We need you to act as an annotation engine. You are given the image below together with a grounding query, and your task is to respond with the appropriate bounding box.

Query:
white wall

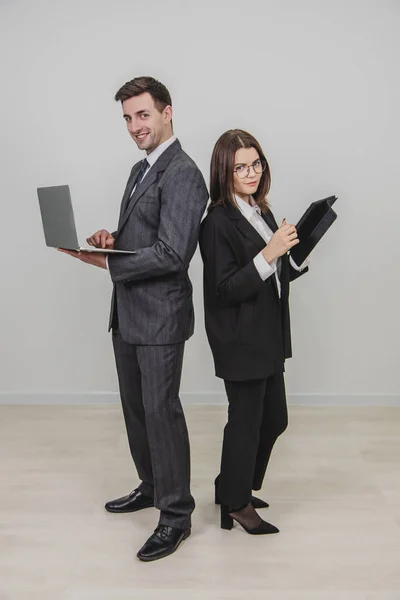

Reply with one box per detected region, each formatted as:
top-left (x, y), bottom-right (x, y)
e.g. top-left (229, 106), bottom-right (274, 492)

top-left (0, 0), bottom-right (399, 402)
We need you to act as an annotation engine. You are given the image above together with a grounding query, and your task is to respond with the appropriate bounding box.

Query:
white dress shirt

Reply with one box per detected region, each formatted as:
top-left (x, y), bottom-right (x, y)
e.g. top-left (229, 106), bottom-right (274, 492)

top-left (235, 196), bottom-right (308, 297)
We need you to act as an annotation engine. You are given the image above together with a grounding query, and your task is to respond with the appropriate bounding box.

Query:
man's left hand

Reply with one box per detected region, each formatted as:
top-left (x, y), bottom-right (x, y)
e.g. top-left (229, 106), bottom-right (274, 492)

top-left (57, 248), bottom-right (107, 269)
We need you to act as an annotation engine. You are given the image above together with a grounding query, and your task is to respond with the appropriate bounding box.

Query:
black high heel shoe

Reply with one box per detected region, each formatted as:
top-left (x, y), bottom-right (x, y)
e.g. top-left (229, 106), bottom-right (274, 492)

top-left (214, 476), bottom-right (269, 509)
top-left (220, 504), bottom-right (279, 535)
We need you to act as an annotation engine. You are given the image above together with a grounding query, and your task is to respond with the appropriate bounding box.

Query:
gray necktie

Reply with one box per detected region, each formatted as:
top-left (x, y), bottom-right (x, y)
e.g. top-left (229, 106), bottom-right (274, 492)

top-left (124, 158), bottom-right (150, 214)
top-left (136, 158), bottom-right (149, 185)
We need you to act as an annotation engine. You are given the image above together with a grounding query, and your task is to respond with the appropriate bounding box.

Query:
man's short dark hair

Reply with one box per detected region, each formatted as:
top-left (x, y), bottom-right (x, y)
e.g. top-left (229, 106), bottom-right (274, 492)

top-left (115, 76), bottom-right (172, 113)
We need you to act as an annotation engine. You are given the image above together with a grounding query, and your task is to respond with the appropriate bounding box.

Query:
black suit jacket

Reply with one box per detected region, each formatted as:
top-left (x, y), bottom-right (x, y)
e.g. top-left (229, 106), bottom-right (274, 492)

top-left (199, 203), bottom-right (307, 381)
top-left (107, 140), bottom-right (209, 345)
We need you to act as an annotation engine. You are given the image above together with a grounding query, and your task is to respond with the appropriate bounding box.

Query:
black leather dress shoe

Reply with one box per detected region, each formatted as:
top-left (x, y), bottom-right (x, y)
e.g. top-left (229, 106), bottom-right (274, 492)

top-left (137, 525), bottom-right (191, 562)
top-left (105, 489), bottom-right (154, 513)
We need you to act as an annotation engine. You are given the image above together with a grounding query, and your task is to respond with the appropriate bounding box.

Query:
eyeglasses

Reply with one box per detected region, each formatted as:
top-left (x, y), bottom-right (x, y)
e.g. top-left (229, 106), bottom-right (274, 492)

top-left (233, 159), bottom-right (267, 179)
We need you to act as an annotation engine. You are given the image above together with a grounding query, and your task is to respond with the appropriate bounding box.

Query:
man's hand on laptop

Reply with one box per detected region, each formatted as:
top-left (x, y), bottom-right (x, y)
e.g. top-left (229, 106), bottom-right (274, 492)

top-left (87, 229), bottom-right (115, 249)
top-left (57, 249), bottom-right (107, 269)
top-left (57, 229), bottom-right (115, 268)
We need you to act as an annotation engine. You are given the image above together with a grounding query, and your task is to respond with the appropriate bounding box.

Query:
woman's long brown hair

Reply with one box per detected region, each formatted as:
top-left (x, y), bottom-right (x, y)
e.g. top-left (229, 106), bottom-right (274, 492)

top-left (209, 129), bottom-right (271, 213)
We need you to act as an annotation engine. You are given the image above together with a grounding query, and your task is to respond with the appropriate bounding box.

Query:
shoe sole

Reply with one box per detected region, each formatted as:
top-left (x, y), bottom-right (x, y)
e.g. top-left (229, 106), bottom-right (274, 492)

top-left (137, 529), bottom-right (191, 562)
top-left (104, 503), bottom-right (154, 514)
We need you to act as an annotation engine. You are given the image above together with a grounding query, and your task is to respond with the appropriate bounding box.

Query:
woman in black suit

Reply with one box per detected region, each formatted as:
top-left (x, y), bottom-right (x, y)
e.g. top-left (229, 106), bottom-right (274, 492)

top-left (199, 129), bottom-right (308, 535)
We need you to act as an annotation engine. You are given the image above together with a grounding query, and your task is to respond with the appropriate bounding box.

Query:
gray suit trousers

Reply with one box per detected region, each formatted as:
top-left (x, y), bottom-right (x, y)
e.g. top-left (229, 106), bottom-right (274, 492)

top-left (112, 329), bottom-right (195, 529)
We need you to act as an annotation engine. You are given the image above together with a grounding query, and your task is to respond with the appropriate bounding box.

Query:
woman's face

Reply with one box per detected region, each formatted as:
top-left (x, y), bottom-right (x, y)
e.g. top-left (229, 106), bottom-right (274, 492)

top-left (233, 147), bottom-right (262, 199)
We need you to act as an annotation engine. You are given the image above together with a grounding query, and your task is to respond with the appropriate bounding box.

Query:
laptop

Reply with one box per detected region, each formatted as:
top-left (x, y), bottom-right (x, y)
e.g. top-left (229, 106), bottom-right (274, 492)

top-left (37, 184), bottom-right (135, 254)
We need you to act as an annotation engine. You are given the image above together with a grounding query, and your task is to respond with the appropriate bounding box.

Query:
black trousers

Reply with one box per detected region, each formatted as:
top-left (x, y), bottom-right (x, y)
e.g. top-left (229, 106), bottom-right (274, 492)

top-left (112, 329), bottom-right (195, 529)
top-left (218, 369), bottom-right (288, 509)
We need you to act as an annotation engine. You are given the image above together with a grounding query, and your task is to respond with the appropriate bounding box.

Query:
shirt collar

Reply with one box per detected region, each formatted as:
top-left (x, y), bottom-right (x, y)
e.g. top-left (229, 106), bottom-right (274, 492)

top-left (146, 135), bottom-right (177, 168)
top-left (235, 195), bottom-right (261, 219)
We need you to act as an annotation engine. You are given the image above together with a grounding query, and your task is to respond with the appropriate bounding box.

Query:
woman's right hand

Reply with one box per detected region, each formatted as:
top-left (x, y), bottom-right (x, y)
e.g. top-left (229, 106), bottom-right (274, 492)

top-left (262, 219), bottom-right (299, 265)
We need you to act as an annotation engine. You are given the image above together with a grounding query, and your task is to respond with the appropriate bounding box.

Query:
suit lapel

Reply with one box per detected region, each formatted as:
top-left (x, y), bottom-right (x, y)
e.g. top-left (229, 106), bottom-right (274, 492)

top-left (117, 163), bottom-right (142, 228)
top-left (262, 209), bottom-right (278, 232)
top-left (236, 217), bottom-right (266, 252)
top-left (225, 204), bottom-right (265, 252)
top-left (117, 139), bottom-right (182, 235)
top-left (240, 205), bottom-right (281, 298)
top-left (118, 167), bottom-right (159, 232)
top-left (225, 204), bottom-right (281, 298)
top-left (262, 210), bottom-right (281, 298)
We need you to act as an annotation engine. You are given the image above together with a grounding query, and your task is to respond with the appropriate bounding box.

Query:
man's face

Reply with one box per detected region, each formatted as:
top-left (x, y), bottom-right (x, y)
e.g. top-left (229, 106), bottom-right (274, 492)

top-left (122, 92), bottom-right (172, 154)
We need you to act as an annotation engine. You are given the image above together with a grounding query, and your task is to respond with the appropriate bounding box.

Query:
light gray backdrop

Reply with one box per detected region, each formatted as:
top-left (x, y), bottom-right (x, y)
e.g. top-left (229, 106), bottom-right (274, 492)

top-left (1, 0), bottom-right (399, 405)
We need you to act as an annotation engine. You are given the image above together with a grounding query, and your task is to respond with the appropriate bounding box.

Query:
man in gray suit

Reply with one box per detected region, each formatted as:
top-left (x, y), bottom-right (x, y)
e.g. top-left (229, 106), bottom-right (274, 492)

top-left (60, 76), bottom-right (208, 561)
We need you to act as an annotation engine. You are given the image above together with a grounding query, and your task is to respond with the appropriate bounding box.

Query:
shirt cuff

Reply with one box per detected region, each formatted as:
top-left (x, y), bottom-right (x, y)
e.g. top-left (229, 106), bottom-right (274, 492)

top-left (106, 256), bottom-right (110, 272)
top-left (253, 252), bottom-right (277, 281)
top-left (289, 255), bottom-right (310, 271)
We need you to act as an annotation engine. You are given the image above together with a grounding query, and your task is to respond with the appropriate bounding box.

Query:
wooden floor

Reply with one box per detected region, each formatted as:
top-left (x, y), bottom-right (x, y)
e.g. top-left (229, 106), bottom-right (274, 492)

top-left (1, 404), bottom-right (400, 600)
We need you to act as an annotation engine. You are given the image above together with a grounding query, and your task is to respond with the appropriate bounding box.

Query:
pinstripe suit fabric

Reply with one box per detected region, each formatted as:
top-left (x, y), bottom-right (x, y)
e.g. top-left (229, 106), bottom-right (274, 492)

top-left (108, 140), bottom-right (208, 528)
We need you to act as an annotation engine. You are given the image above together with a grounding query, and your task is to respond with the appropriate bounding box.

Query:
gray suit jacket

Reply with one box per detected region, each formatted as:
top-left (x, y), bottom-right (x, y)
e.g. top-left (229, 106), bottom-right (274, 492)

top-left (108, 139), bottom-right (209, 345)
